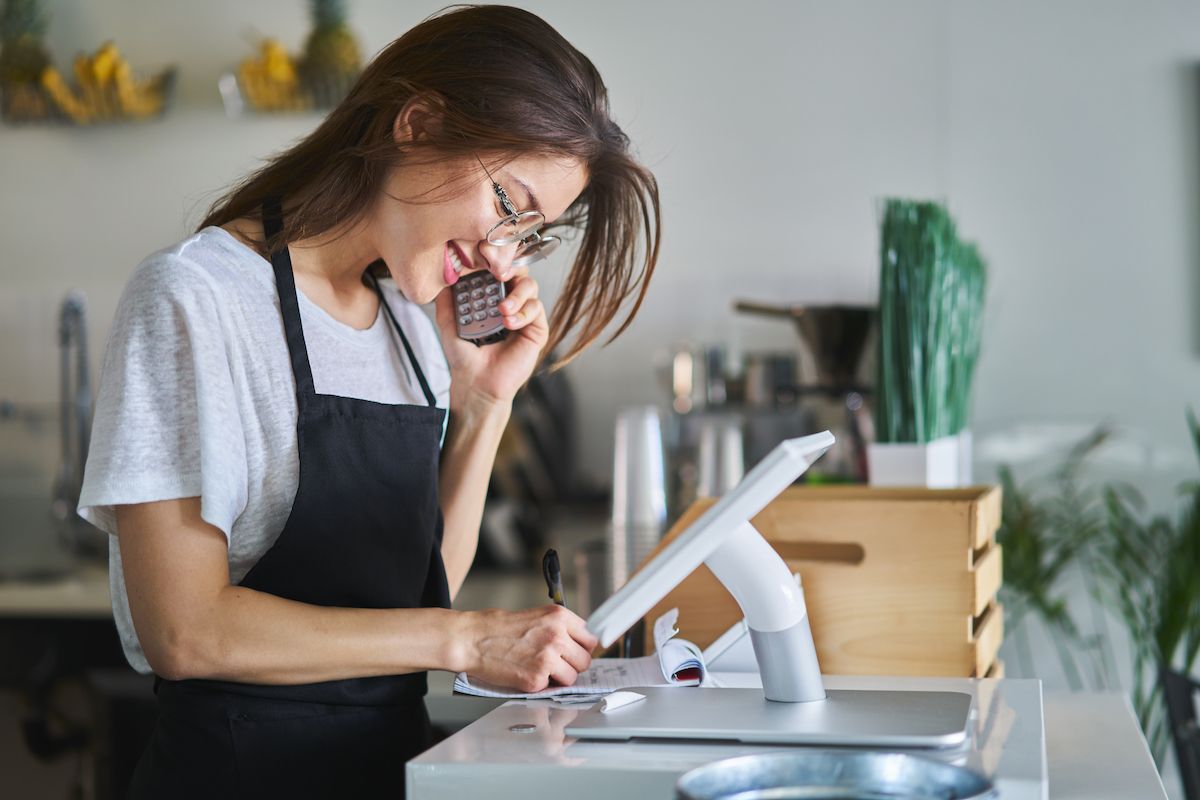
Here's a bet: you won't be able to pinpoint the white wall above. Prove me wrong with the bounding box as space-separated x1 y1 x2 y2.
3 0 1199 493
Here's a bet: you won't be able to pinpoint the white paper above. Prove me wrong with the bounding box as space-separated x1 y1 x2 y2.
654 607 705 684
600 691 646 712
453 607 705 700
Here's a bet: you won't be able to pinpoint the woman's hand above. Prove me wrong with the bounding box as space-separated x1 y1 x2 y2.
434 267 548 408
454 605 598 693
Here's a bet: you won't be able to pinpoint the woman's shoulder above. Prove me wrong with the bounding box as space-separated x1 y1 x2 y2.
125 227 273 303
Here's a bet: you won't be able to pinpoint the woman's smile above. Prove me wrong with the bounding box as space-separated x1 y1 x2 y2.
444 242 473 286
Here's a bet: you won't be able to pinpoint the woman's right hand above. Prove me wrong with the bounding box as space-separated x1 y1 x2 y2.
455 605 598 693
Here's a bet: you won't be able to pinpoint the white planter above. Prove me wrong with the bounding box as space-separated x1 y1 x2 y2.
867 433 971 488
957 429 973 485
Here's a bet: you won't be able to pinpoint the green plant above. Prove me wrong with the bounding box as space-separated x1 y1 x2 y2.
0 0 50 84
1093 409 1200 764
996 427 1118 691
875 199 986 443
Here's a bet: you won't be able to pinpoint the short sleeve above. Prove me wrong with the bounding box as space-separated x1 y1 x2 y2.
78 254 248 542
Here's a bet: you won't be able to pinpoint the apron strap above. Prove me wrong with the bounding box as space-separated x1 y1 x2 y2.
263 198 317 403
367 268 438 408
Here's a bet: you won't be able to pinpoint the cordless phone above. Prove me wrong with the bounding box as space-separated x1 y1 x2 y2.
453 271 509 346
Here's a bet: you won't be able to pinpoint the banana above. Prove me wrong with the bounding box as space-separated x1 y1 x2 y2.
239 39 302 111
113 60 162 118
41 66 92 123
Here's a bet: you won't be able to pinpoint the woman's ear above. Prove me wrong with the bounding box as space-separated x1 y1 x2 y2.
393 95 445 145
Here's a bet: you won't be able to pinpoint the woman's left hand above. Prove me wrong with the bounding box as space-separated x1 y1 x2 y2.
433 266 548 408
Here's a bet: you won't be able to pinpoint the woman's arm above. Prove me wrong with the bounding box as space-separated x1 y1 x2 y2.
116 498 594 688
437 395 511 598
431 265 550 599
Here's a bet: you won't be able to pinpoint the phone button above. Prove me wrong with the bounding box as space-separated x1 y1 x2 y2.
473 311 488 322
459 315 473 326
485 284 499 295
488 308 500 317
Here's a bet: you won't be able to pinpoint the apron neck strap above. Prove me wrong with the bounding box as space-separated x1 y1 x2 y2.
367 269 438 408
263 198 317 402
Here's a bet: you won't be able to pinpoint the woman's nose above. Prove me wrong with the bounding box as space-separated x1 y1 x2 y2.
476 239 517 279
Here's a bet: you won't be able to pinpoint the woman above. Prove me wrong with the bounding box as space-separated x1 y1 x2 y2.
78 6 660 798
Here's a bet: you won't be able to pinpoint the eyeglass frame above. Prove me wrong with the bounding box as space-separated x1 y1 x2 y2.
476 156 561 267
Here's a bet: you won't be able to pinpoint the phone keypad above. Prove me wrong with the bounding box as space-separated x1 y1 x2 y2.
454 272 507 343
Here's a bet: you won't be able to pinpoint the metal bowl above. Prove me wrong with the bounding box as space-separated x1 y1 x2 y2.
675 751 995 800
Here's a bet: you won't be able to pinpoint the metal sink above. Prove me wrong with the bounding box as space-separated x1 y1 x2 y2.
676 751 995 800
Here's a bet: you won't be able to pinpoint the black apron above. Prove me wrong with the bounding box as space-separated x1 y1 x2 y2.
127 199 451 800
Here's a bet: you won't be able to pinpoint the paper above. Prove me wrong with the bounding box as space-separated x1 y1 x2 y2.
654 608 705 683
453 607 706 700
600 691 645 712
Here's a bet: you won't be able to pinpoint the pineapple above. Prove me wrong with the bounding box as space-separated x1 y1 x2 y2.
0 0 51 84
300 0 361 82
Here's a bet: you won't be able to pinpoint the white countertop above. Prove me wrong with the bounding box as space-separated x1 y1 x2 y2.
409 675 1167 800
1043 691 1166 800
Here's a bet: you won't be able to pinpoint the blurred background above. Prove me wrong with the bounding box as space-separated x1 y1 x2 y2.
3 0 1200 798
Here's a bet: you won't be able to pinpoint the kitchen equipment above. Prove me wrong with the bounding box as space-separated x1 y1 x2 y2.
657 344 717 415
735 303 875 390
735 302 877 482
675 751 994 800
608 406 668 591
742 352 798 409
51 291 105 560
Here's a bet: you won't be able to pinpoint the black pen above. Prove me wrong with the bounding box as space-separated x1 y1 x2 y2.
542 548 566 607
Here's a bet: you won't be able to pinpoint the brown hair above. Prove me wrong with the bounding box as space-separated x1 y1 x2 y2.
200 4 660 367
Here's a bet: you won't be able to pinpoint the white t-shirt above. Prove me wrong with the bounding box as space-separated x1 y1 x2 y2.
78 226 451 674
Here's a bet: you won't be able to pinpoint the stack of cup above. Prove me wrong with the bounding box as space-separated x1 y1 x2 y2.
608 406 668 592
696 414 746 498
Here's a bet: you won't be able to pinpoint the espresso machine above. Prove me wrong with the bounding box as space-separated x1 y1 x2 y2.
733 302 877 483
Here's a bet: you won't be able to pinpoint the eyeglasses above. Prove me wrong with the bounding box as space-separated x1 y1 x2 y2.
477 157 561 267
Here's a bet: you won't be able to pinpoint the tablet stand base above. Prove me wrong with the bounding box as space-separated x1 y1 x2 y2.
564 687 973 749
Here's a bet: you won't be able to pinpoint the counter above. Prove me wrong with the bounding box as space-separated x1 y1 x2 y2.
408 674 1168 800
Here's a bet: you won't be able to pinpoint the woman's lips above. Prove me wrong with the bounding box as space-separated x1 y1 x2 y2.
444 242 472 286
443 244 458 286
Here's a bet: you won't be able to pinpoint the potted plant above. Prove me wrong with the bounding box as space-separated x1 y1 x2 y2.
1092 409 1200 765
869 199 986 487
995 427 1120 691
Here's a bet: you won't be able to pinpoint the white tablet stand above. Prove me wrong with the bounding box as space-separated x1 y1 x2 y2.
586 432 835 703
569 431 973 748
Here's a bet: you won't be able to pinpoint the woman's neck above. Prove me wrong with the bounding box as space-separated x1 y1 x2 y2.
225 215 383 331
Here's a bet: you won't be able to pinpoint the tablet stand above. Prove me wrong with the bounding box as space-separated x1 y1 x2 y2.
706 520 824 702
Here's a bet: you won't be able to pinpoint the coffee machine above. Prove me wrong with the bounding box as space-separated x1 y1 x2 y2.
733 302 877 483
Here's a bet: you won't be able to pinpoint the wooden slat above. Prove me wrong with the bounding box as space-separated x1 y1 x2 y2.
971 602 1005 678
972 543 1003 619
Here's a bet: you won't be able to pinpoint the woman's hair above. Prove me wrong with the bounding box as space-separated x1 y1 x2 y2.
200 4 660 367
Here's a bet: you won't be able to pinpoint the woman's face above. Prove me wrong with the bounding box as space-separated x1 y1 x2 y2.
370 152 589 304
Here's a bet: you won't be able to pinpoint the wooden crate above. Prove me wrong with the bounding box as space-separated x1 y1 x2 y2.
639 485 1004 677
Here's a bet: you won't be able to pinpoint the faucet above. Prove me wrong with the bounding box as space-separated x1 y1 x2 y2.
50 291 104 559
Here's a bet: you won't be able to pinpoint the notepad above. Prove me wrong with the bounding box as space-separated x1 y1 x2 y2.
452 608 705 700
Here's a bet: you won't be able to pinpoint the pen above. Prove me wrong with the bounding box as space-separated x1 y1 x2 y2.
542 548 566 607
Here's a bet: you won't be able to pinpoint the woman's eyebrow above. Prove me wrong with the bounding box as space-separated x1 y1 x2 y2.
510 175 541 214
